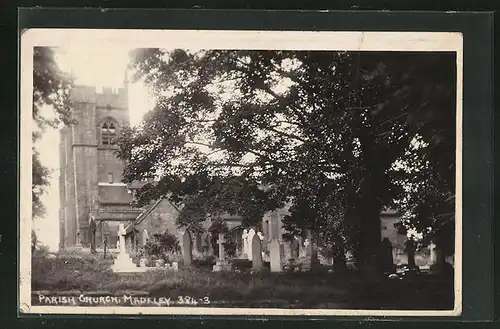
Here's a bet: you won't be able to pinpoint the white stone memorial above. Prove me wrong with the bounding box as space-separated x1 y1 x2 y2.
112 223 147 273
242 229 249 258
247 229 256 261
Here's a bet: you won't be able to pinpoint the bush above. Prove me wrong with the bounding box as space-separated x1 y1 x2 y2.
193 254 216 268
144 230 180 260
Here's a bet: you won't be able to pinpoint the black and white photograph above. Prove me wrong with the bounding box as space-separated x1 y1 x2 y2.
20 29 462 316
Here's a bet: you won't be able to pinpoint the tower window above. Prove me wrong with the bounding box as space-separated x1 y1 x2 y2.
101 120 117 145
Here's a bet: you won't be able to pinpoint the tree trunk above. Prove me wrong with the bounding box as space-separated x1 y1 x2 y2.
357 189 382 278
333 233 347 271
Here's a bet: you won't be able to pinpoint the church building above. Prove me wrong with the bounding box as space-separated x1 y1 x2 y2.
58 79 142 249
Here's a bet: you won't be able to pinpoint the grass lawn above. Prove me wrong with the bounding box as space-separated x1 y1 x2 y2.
31 249 454 310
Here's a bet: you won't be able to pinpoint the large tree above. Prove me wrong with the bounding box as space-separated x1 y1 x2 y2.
32 47 73 218
117 49 456 274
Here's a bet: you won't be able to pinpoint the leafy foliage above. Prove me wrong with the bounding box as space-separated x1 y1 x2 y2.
207 217 237 257
118 49 456 271
32 47 73 219
144 230 181 260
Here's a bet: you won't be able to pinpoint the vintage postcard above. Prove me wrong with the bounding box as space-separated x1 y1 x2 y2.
19 29 463 316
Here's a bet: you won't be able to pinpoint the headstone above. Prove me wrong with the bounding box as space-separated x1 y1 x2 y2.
172 262 179 271
247 229 256 261
429 243 446 274
182 230 193 266
251 235 264 270
213 233 231 272
242 229 249 258
429 243 438 264
380 238 395 274
291 238 300 259
269 238 282 272
156 259 165 268
305 230 320 270
140 258 147 267
405 237 417 270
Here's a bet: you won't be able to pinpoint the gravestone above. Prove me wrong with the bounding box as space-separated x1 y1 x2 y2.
304 230 321 270
213 233 231 272
247 229 256 261
429 243 438 264
242 229 249 258
251 234 264 270
172 262 179 271
269 238 282 272
182 230 193 266
429 243 447 274
112 224 146 273
405 237 417 270
291 238 300 259
380 238 395 274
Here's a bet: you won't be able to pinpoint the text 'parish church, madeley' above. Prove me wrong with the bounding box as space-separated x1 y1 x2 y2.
58 77 407 263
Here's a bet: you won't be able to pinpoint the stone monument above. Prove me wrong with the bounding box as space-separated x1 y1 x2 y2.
112 223 146 273
182 230 193 266
251 234 264 270
213 233 232 272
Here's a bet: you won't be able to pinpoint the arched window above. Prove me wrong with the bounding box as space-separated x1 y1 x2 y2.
101 120 117 145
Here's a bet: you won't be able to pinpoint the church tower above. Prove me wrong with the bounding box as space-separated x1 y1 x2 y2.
59 76 142 250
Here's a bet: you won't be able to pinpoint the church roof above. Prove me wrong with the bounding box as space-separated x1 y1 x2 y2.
125 197 165 233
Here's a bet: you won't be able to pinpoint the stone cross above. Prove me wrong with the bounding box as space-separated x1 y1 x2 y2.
429 242 437 264
118 223 126 255
217 233 226 261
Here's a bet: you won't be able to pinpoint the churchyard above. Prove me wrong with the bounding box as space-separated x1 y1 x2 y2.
31 223 454 310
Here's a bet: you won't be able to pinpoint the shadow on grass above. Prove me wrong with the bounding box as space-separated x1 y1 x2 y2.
31 249 454 310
